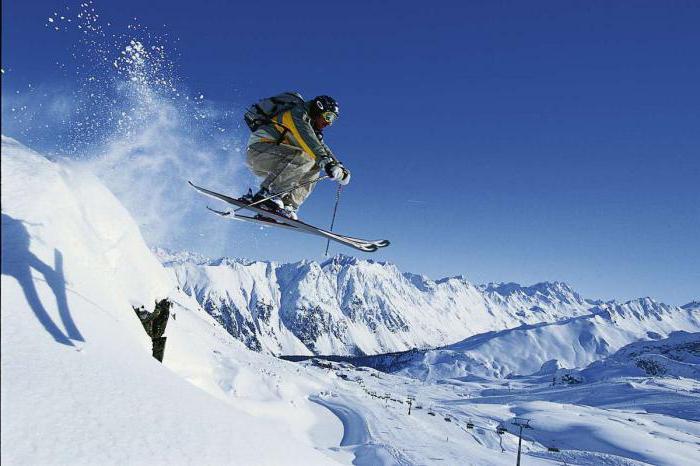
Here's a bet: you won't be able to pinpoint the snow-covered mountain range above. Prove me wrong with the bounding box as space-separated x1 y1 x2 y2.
157 249 700 369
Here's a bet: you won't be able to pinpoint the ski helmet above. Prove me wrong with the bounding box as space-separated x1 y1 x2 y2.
310 95 339 124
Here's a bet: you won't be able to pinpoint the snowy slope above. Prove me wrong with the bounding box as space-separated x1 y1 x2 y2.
449 332 700 465
299 353 700 466
0 136 338 465
161 251 599 356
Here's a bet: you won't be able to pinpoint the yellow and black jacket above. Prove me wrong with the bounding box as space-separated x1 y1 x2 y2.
248 102 336 163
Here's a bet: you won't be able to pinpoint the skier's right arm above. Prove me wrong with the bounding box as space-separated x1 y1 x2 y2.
323 160 351 185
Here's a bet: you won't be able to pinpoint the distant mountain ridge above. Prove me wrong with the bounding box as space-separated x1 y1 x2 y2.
575 330 700 382
387 298 700 380
157 249 699 362
682 300 700 311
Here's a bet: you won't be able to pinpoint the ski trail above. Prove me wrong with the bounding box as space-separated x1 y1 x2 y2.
310 396 409 466
312 397 369 446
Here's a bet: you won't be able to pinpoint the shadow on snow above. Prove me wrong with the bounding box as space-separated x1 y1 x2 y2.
1 213 84 346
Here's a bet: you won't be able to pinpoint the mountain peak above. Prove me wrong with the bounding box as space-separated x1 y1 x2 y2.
320 254 394 270
152 248 265 268
681 300 700 310
152 247 211 265
321 253 359 268
481 281 577 297
481 282 523 295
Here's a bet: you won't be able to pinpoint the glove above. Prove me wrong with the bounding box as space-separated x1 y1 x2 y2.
322 160 351 186
324 161 344 180
339 166 351 186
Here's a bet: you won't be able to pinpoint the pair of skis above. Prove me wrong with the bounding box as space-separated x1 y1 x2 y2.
188 181 390 252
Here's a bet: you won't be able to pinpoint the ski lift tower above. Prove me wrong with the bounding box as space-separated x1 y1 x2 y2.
511 417 532 466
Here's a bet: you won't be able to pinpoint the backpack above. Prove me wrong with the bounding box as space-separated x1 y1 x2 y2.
243 92 305 132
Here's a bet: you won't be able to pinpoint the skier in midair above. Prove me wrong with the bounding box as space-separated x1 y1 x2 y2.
243 93 350 220
189 92 388 251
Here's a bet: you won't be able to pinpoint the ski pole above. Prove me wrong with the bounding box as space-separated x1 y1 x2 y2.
324 185 343 256
235 175 330 212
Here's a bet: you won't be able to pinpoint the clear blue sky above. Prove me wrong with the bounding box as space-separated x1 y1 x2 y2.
3 1 699 305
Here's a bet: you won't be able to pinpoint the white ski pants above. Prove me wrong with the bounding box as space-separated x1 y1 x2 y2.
246 142 320 208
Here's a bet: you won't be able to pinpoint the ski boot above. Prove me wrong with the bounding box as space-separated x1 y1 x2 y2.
242 188 285 212
281 204 298 221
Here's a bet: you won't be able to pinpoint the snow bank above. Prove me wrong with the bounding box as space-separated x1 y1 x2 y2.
0 136 337 465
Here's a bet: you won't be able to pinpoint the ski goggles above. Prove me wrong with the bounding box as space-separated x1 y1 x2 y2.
321 111 338 125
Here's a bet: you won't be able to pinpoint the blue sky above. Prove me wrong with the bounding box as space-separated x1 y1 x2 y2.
3 1 699 304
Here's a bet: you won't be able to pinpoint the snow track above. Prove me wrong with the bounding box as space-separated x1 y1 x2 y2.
311 396 408 466
311 397 370 446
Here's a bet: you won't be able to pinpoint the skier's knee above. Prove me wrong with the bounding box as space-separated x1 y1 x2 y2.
297 155 316 171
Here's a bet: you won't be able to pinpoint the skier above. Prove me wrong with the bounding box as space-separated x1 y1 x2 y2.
189 92 388 251
242 92 350 220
